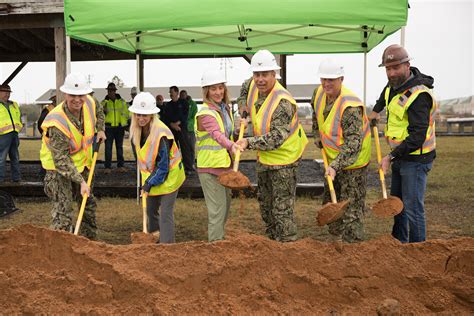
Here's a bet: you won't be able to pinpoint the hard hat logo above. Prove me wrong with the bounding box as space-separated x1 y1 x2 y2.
379 44 411 67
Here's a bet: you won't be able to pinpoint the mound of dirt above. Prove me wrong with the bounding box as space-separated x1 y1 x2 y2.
0 225 473 314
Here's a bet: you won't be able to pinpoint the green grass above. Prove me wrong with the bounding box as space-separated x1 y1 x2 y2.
4 136 473 244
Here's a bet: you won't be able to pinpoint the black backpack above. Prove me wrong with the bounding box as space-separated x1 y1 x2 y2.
0 190 19 217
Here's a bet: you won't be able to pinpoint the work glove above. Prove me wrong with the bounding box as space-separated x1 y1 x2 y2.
142 182 152 193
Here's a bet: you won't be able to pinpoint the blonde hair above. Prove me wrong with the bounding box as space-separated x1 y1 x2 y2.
202 83 231 106
129 113 160 150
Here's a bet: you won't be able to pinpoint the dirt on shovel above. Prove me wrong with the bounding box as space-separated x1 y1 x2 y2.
317 200 349 226
218 170 252 190
372 196 403 217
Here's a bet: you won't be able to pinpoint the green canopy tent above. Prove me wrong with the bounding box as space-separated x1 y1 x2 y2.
64 0 407 55
64 0 408 202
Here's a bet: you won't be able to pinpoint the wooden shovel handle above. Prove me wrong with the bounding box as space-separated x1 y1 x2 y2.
233 119 246 172
321 149 338 204
142 192 148 233
372 123 388 199
74 141 101 235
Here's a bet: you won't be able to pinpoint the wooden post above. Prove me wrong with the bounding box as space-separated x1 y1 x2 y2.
276 54 287 88
54 27 66 103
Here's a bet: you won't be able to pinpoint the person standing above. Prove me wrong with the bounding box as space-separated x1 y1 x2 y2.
156 94 165 113
236 50 308 242
101 82 129 172
312 59 371 243
40 73 106 238
196 69 244 242
129 92 185 243
369 44 436 243
180 90 198 170
128 86 138 106
0 84 22 183
162 86 194 174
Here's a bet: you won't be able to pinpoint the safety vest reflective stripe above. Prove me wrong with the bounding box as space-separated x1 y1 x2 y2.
40 97 96 171
137 126 171 171
195 104 233 169
137 120 185 196
384 85 436 154
103 98 128 126
315 93 365 150
313 85 371 169
44 112 83 153
247 81 259 116
248 80 308 166
0 101 23 135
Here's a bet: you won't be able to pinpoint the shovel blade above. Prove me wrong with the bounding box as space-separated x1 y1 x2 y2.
218 170 251 190
372 196 403 217
317 200 349 226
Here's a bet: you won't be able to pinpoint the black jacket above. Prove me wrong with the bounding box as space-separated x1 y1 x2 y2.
373 67 436 163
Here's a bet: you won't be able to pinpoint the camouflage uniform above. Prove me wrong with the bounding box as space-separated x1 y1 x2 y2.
311 88 368 243
43 101 104 239
240 80 299 242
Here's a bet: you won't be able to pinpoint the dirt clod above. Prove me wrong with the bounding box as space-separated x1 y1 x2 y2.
317 200 349 226
130 232 158 244
372 196 403 217
218 171 251 190
377 299 401 316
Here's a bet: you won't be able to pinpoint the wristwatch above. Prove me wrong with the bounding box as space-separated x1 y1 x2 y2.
388 153 395 161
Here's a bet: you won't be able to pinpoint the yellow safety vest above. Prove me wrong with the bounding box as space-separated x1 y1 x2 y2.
137 120 185 196
247 80 308 166
102 98 129 127
40 95 96 172
0 101 22 135
313 85 371 170
195 103 234 169
384 85 436 155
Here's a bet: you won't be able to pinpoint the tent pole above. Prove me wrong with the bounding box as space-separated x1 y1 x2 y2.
135 52 140 205
363 51 367 106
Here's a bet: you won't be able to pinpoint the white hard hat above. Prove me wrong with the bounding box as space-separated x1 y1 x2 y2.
249 49 281 72
317 59 344 79
129 92 160 114
201 68 226 87
60 73 92 95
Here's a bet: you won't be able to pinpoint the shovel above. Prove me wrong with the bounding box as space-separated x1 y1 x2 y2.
370 121 403 217
218 118 251 190
316 148 349 226
142 192 148 233
74 140 101 235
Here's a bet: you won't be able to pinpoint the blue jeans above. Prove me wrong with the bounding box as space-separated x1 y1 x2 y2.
391 160 433 243
104 126 125 168
0 132 21 182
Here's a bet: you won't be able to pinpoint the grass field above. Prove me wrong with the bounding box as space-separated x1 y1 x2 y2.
2 136 473 244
